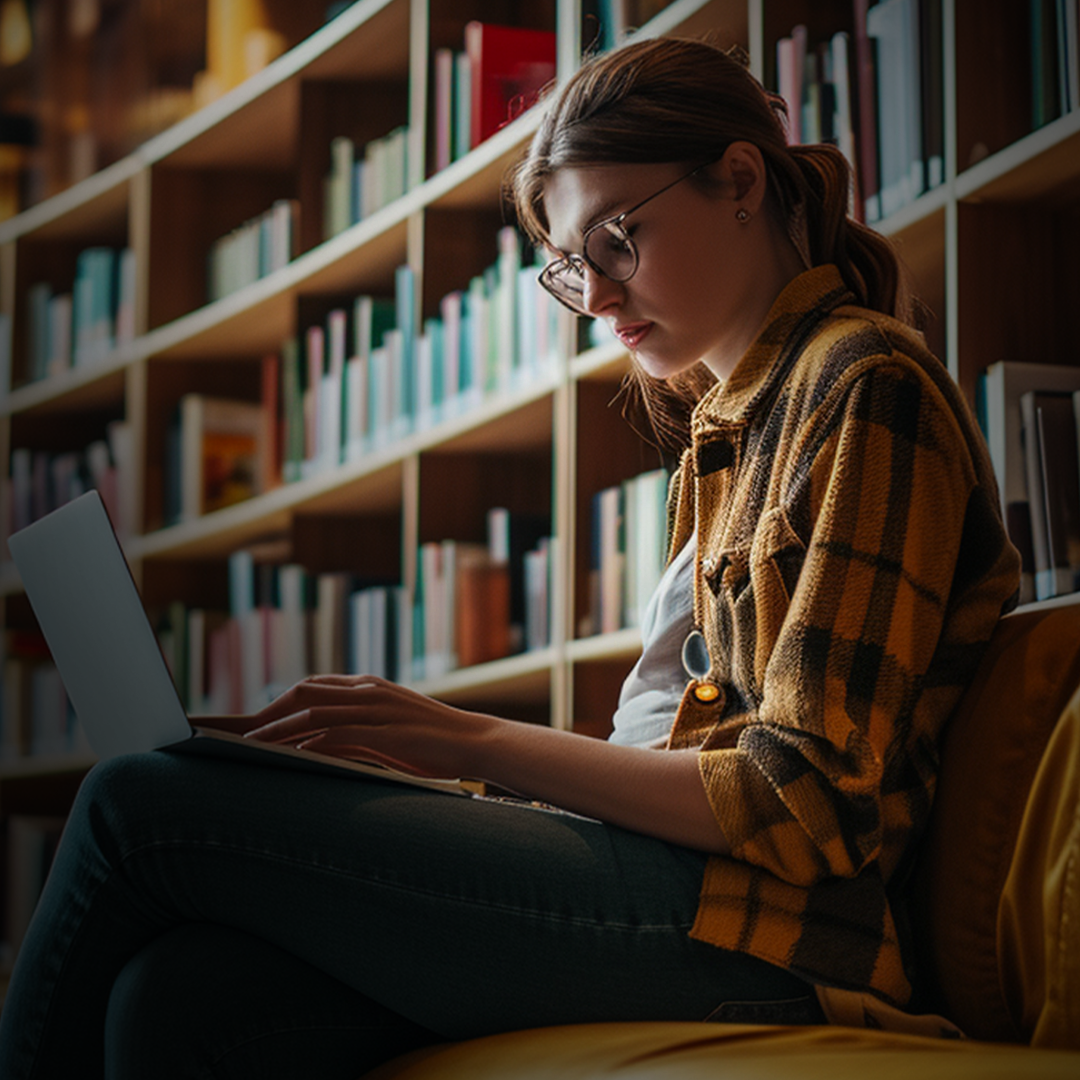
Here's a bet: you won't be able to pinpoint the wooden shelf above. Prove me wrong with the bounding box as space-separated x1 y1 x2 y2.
956 107 1080 207
140 0 411 172
0 157 138 245
413 647 556 704
2 349 132 418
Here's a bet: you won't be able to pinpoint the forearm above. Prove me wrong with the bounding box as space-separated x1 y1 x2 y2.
467 715 730 854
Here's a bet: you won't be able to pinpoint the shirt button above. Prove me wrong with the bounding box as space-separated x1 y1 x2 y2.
693 682 725 708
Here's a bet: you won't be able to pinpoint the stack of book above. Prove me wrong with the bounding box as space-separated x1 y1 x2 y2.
7 423 133 541
978 361 1080 605
412 508 552 681
1031 0 1080 129
322 126 410 241
776 0 945 223
157 548 409 716
429 22 557 175
163 394 267 526
24 246 137 382
584 468 669 637
274 230 562 487
207 198 297 302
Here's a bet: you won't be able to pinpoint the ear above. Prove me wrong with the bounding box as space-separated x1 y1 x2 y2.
719 141 768 216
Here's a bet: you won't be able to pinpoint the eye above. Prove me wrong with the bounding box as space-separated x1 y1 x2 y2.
596 225 632 255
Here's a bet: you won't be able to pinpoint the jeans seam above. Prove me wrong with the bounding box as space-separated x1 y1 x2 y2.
118 838 694 933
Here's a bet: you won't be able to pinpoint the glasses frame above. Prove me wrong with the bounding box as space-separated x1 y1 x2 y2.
538 158 720 316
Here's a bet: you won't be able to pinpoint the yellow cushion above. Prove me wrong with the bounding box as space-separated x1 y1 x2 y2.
999 679 1080 1048
909 601 1080 1041
362 1021 1080 1079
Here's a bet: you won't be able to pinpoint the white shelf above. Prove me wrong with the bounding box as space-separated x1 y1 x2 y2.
1014 590 1080 616
412 648 557 703
567 627 643 663
140 0 410 171
956 107 1080 206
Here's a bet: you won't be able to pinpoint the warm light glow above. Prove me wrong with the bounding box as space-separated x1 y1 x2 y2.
0 0 32 67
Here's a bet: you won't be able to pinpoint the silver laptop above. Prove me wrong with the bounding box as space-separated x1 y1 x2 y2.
8 490 468 795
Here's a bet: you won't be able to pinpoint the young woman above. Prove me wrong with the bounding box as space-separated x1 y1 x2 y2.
0 37 1019 1079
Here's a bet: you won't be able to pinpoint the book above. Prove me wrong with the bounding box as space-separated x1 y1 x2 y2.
523 537 552 651
488 508 551 652
433 47 455 173
0 311 11 393
979 361 1080 603
260 353 282 492
1021 390 1080 599
776 25 807 144
324 135 355 239
456 556 512 668
281 338 305 483
1061 0 1080 113
920 0 945 190
1032 0 1062 129
853 0 881 221
209 202 295 300
867 0 925 219
464 23 557 149
179 394 265 521
454 50 472 160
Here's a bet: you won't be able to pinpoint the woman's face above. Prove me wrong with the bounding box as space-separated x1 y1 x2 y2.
541 151 774 382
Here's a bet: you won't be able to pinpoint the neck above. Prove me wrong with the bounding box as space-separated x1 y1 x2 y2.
702 232 807 382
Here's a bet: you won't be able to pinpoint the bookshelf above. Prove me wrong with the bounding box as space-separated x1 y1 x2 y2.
1 0 1080 966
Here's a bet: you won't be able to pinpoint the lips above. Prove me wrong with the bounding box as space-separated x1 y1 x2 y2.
613 321 653 350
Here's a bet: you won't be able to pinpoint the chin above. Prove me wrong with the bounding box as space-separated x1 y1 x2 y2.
633 347 698 383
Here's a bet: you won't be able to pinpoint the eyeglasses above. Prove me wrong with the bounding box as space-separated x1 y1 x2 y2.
538 160 717 316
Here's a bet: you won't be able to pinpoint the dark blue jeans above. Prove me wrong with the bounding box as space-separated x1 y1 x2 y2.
0 750 810 1079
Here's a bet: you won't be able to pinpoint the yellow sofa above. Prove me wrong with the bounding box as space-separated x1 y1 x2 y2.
364 598 1080 1079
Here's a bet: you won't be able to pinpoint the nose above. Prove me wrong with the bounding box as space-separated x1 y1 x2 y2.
581 265 623 317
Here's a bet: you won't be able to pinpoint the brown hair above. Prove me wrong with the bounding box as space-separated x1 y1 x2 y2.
507 36 914 453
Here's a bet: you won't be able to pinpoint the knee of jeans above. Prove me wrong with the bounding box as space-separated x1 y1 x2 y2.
70 753 181 858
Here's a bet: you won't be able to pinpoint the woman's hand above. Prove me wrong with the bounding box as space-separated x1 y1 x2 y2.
239 674 495 780
206 675 730 854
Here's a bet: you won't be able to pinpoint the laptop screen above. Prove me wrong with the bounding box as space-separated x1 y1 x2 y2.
8 490 192 759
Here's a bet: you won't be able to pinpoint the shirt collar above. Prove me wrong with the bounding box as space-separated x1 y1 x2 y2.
691 264 856 436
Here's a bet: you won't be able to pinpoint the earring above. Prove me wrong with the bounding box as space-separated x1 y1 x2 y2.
736 208 751 223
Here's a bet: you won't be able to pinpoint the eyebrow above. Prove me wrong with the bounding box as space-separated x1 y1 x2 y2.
549 195 628 255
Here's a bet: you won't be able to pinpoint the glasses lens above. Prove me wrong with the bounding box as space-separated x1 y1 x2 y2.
584 222 637 282
540 258 588 314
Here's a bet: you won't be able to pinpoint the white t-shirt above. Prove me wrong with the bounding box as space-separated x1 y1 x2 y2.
608 533 696 749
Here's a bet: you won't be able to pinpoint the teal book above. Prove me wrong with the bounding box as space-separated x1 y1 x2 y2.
281 338 304 483
394 265 416 420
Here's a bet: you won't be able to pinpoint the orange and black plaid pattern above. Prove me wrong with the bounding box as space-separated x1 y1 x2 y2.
666 265 1021 1007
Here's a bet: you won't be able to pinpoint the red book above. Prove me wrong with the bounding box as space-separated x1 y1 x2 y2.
464 22 556 149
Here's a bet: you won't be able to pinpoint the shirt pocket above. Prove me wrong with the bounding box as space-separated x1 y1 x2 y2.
701 507 806 698
749 506 807 686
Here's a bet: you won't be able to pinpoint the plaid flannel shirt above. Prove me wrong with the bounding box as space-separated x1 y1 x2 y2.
666 265 1021 1006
